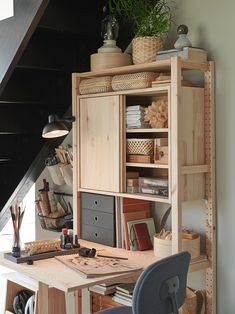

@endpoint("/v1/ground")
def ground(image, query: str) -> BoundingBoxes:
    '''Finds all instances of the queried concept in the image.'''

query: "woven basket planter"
[132,36,163,64]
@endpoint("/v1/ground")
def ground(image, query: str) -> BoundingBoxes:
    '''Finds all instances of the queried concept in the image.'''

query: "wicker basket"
[24,239,61,255]
[132,36,163,64]
[79,76,112,95]
[112,72,157,91]
[127,138,154,155]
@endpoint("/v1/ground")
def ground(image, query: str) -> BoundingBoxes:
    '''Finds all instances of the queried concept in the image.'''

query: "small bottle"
[60,228,68,249]
[73,234,80,248]
[67,229,73,246]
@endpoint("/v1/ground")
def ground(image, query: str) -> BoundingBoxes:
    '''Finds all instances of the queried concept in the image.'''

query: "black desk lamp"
[42,114,75,138]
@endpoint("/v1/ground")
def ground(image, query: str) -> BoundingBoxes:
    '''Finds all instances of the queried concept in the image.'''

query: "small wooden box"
[127,178,139,187]
[154,138,168,146]
[154,234,200,259]
[127,154,153,163]
[154,146,168,164]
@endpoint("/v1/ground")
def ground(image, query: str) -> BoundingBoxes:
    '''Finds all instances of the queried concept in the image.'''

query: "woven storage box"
[132,36,163,64]
[24,239,61,255]
[112,72,157,91]
[79,76,112,95]
[127,138,154,155]
[154,234,200,259]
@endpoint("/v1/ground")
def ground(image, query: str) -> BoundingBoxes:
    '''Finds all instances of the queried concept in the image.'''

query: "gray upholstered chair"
[96,251,191,314]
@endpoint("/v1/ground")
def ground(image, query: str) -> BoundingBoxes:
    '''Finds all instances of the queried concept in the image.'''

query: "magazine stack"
[112,282,135,306]
[126,105,149,129]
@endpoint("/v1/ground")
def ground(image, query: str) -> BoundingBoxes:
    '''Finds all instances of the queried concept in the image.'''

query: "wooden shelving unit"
[72,57,215,313]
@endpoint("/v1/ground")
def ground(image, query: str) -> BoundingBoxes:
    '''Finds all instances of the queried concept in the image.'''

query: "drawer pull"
[94,200,98,205]
[95,232,98,237]
[94,216,98,221]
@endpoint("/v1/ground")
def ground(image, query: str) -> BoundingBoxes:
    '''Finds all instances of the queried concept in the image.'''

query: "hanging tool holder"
[35,180,73,231]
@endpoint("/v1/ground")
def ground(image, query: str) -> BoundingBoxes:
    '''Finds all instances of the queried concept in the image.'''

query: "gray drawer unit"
[81,193,116,247]
[81,192,114,213]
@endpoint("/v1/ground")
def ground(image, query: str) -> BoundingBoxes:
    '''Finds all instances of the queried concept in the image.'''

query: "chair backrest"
[132,251,191,314]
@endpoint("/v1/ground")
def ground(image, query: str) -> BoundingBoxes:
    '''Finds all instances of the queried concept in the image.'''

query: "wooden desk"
[0,240,209,313]
[0,240,156,314]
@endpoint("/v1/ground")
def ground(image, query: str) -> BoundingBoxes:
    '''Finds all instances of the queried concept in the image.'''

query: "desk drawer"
[81,224,115,247]
[81,193,114,213]
[81,208,114,229]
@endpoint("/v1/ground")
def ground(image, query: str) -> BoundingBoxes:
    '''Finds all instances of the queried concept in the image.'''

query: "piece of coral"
[144,97,168,128]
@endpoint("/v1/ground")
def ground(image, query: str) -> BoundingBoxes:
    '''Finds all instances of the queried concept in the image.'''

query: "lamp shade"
[42,114,69,138]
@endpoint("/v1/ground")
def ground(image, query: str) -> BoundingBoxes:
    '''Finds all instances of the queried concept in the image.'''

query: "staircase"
[0,0,107,230]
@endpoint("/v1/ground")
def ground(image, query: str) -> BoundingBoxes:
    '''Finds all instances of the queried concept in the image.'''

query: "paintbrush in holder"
[9,205,25,257]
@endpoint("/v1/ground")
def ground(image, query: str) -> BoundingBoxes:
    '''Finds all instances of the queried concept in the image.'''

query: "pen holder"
[12,230,21,257]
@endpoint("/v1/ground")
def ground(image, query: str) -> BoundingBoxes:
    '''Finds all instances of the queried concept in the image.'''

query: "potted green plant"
[108,0,174,64]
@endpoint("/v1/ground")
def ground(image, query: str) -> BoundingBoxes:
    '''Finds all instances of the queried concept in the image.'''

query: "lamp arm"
[62,116,75,123]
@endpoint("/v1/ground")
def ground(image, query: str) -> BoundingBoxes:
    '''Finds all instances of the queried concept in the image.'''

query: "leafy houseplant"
[108,0,174,64]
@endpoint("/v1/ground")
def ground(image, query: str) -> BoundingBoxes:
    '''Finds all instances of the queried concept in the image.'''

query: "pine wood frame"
[72,57,216,313]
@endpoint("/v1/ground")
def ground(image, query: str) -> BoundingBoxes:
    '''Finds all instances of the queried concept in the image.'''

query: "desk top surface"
[0,240,158,292]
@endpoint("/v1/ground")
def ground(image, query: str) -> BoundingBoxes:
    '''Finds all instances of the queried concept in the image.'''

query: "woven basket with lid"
[132,36,163,64]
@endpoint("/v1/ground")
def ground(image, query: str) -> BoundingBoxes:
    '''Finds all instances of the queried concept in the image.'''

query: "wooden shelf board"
[126,128,168,133]
[126,162,168,169]
[75,58,209,79]
[121,192,170,203]
[78,86,170,99]
[189,255,210,272]
[78,189,170,203]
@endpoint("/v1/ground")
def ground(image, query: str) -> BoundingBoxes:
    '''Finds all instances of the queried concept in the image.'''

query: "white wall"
[172,1,234,312]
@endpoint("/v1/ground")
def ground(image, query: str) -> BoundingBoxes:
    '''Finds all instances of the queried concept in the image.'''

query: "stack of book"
[126,105,150,129]
[89,283,118,295]
[112,283,135,306]
[156,47,207,63]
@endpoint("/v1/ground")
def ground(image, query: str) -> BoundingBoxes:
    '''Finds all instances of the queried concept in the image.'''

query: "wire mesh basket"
[38,213,72,231]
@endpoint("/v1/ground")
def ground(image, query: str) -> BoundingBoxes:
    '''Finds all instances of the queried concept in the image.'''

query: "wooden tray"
[4,247,81,264]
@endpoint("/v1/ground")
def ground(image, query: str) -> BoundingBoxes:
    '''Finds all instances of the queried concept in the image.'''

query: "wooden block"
[127,155,153,163]
[127,178,139,187]
[182,231,199,240]
[154,138,168,146]
[126,171,139,179]
[122,198,150,213]
[154,146,168,164]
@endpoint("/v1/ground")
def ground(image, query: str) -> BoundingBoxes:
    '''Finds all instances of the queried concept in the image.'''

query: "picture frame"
[127,218,156,251]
